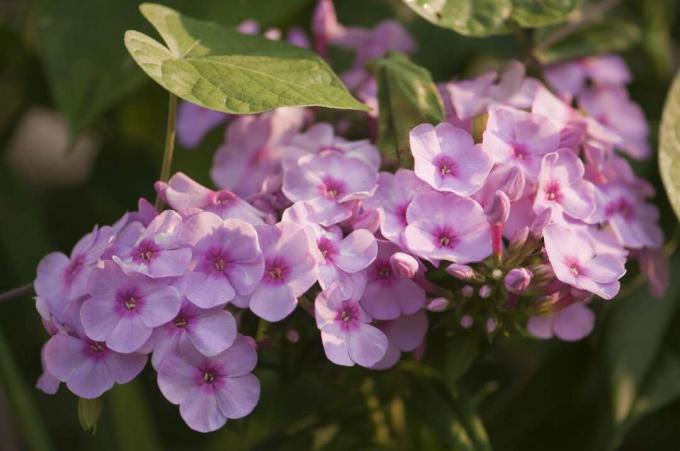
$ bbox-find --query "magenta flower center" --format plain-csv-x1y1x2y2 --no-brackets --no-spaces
133,239,158,263
203,248,230,275
211,190,236,206
320,177,346,200
116,288,143,314
173,316,188,328
265,258,289,284
435,155,456,177
317,238,337,263
511,143,529,161
544,180,562,202
565,257,585,277
434,226,458,248
606,198,635,221
335,300,360,331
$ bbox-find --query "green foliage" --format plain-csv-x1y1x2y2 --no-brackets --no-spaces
401,0,577,37
108,381,163,451
533,17,641,64
660,72,680,222
78,398,102,433
372,52,444,168
125,3,367,115
445,335,479,393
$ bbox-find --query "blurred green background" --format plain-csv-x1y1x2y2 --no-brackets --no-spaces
1,0,680,450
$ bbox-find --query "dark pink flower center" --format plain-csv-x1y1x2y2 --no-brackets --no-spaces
203,248,230,275
133,239,159,263
396,203,409,226
606,198,635,221
173,316,188,328
211,190,236,207
116,288,143,314
544,180,562,202
372,261,396,286
85,340,108,360
250,146,272,165
434,155,456,177
511,143,529,161
320,177,346,200
199,365,223,388
434,226,458,249
317,237,337,263
335,300,360,331
264,258,289,284
565,257,585,278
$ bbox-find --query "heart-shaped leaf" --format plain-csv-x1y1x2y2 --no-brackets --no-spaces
402,0,513,37
511,0,577,27
660,71,680,222
124,3,367,114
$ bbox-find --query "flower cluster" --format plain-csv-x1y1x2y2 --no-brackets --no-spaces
33,0,666,434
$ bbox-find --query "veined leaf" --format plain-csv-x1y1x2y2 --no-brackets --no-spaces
372,52,444,169
511,0,578,27
660,71,680,222
402,0,513,37
124,3,367,114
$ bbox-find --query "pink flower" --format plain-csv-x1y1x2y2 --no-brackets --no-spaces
176,102,228,149
504,268,532,294
315,283,388,367
601,182,664,249
43,333,147,399
35,225,114,308
364,169,433,247
315,226,377,293
113,211,192,278
150,299,237,369
157,335,260,433
545,55,631,96
81,262,181,353
527,302,595,341
248,222,317,321
160,172,266,224
482,105,561,179
543,224,626,299
410,123,492,196
533,149,596,222
360,241,426,320
372,311,428,369
282,151,377,226
180,212,264,309
404,192,491,264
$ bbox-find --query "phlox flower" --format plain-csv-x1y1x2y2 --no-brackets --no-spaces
157,335,260,433
545,54,631,97
176,102,228,149
527,302,595,342
180,212,264,309
315,283,388,367
543,224,626,299
404,192,491,264
372,310,428,369
81,262,182,353
410,123,492,196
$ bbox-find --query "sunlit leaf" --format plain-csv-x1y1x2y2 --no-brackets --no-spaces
659,71,680,222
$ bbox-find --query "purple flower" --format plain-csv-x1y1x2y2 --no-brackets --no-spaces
180,212,264,309
315,283,388,367
543,224,626,299
35,225,114,309
360,241,426,320
533,149,596,221
404,192,491,264
372,311,428,369
504,267,532,294
364,169,433,247
482,105,561,179
312,0,344,55
161,172,265,224
527,302,595,341
150,299,237,369
157,335,260,433
282,151,377,226
315,226,377,293
248,222,317,321
410,123,492,196
113,210,192,278
545,55,631,96
43,333,147,399
601,183,664,249
80,262,182,353
177,102,228,149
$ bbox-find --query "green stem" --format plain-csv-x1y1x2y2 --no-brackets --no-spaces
154,93,178,210
0,330,53,451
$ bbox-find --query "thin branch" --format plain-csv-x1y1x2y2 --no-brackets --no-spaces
0,284,34,305
154,93,178,210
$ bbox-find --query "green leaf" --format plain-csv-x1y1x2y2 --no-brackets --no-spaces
34,0,147,133
604,257,680,444
402,0,513,37
534,18,641,64
108,381,163,451
124,3,367,114
659,71,680,222
372,52,444,168
510,0,578,27
78,397,103,433
445,335,479,394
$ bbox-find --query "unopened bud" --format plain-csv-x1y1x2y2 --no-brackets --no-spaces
530,208,551,237
390,252,418,279
479,285,492,299
500,166,525,202
485,190,511,225
460,315,474,329
461,285,474,298
504,268,532,294
427,297,449,312
446,263,481,282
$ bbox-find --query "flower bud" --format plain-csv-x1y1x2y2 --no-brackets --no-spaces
461,285,474,298
446,263,481,281
500,166,526,202
427,297,449,312
530,208,551,237
479,285,492,299
504,268,532,294
390,252,418,279
460,315,473,329
312,0,342,56
485,190,511,225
